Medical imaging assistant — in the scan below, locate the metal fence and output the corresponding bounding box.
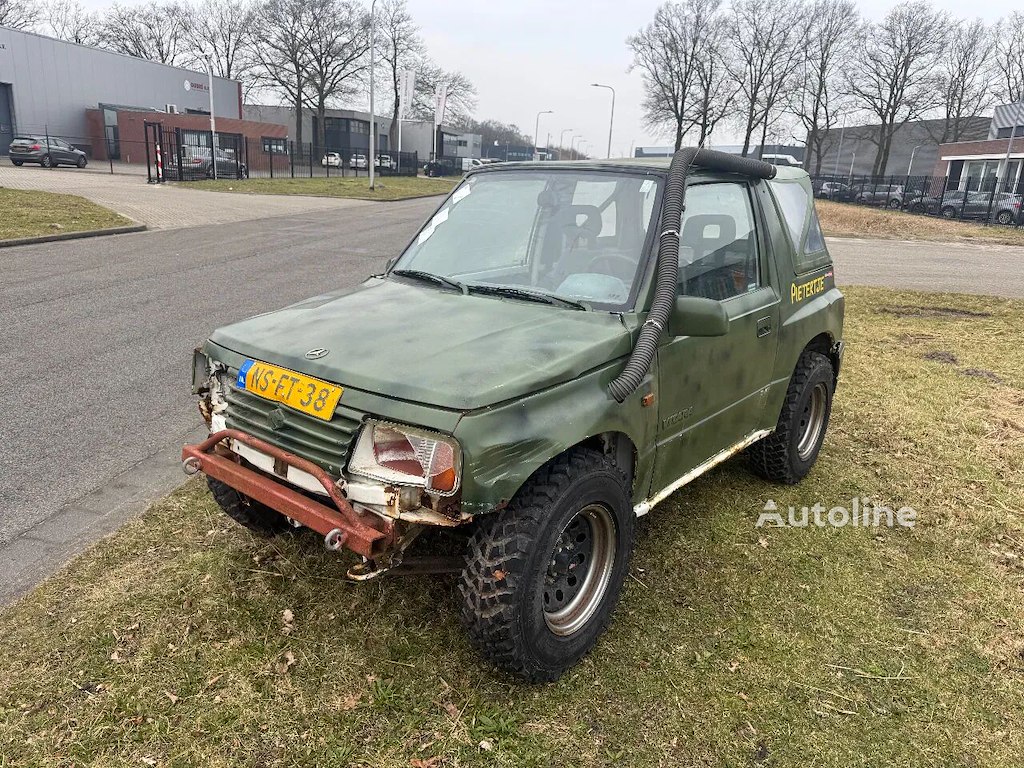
[810,173,1024,228]
[147,125,418,183]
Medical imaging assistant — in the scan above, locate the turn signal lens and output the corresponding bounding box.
[350,420,461,495]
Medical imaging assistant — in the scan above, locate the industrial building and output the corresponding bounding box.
[0,25,242,155]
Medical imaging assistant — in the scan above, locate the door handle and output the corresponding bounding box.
[756,316,772,338]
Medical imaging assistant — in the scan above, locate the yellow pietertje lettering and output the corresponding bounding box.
[790,275,826,303]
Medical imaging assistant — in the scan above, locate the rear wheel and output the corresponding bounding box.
[11,160,23,166]
[40,154,53,168]
[941,206,957,219]
[996,210,1014,226]
[887,198,901,209]
[459,449,634,682]
[207,476,289,536]
[749,351,835,484]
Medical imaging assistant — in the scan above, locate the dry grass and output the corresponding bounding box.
[184,176,457,201]
[1,286,1023,767]
[818,199,1024,246]
[0,188,132,241]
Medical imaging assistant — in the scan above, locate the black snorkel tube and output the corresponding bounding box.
[607,147,778,403]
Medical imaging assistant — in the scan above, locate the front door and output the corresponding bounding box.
[0,84,14,155]
[651,180,781,493]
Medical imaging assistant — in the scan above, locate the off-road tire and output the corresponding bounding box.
[748,351,835,485]
[459,449,634,682]
[207,476,289,536]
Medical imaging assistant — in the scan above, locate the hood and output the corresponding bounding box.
[210,278,632,410]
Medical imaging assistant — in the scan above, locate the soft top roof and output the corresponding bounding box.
[468,157,808,181]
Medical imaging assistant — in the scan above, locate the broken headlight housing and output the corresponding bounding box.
[349,420,462,495]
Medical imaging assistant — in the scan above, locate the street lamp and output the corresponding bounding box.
[905,144,922,195]
[590,83,615,159]
[368,0,379,190]
[202,54,217,180]
[559,128,573,159]
[534,110,552,161]
[571,135,582,157]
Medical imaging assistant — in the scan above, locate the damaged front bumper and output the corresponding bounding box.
[182,429,397,558]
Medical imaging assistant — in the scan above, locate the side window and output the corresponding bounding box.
[679,183,759,301]
[772,180,831,273]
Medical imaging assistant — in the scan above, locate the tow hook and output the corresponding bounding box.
[324,528,348,551]
[182,457,201,475]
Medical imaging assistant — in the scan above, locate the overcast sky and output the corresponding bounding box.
[406,0,1017,155]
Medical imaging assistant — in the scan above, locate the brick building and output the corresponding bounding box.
[932,103,1024,193]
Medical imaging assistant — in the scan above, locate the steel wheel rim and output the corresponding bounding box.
[543,503,616,637]
[797,382,828,460]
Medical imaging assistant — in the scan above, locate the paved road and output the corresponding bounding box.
[0,164,376,229]
[0,197,439,600]
[828,236,1024,298]
[2,201,1022,601]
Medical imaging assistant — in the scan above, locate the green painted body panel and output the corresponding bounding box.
[196,161,843,518]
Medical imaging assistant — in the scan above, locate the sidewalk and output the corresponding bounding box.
[0,164,373,229]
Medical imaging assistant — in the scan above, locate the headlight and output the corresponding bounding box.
[349,420,462,495]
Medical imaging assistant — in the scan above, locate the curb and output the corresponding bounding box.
[0,224,147,249]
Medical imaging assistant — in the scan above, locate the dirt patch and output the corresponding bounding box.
[962,368,1005,384]
[922,350,959,365]
[884,305,993,319]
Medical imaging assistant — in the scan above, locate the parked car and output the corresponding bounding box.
[350,154,368,169]
[164,146,248,180]
[939,191,1023,225]
[855,184,904,208]
[816,181,857,201]
[375,154,394,169]
[9,135,88,168]
[423,160,453,177]
[183,152,844,682]
[760,153,801,167]
[322,152,342,168]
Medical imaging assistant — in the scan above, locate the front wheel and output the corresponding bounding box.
[941,206,957,219]
[207,476,289,536]
[459,449,634,682]
[40,154,53,168]
[887,198,901,209]
[748,351,835,484]
[77,156,87,168]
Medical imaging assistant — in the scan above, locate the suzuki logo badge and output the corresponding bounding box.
[305,348,329,360]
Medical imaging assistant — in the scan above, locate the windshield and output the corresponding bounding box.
[392,169,662,310]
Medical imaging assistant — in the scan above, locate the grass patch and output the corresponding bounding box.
[1,286,1023,767]
[0,188,132,241]
[818,199,1024,246]
[183,176,457,201]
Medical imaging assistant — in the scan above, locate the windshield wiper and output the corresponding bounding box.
[391,269,467,294]
[466,284,588,310]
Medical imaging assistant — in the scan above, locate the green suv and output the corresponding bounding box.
[184,149,845,681]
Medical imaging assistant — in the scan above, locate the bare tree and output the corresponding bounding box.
[728,0,808,157]
[690,9,736,146]
[376,0,425,149]
[251,0,312,146]
[44,0,100,44]
[994,11,1024,104]
[0,0,32,29]
[302,0,371,148]
[848,0,947,176]
[795,0,858,174]
[182,0,257,94]
[98,2,190,65]
[628,0,731,150]
[411,63,477,125]
[932,18,996,144]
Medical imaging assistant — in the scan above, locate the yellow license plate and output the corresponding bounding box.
[236,359,343,421]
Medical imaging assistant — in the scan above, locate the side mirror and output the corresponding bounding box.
[669,295,729,337]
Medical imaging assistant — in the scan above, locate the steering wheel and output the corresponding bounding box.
[585,253,637,279]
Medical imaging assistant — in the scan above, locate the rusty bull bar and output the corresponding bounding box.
[181,429,394,558]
